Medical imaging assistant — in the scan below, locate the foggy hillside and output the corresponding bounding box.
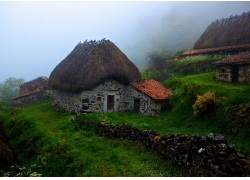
[123,1,250,69]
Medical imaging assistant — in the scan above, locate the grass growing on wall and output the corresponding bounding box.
[176,54,230,65]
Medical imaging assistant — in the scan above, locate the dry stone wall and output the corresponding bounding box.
[93,121,250,177]
[215,65,232,82]
[216,64,250,82]
[52,80,163,115]
[238,64,250,82]
[12,91,49,106]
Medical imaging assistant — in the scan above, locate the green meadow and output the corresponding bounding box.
[1,70,250,176]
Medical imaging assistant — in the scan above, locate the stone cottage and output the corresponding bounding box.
[180,11,250,58]
[12,76,52,106]
[49,39,171,115]
[212,51,250,82]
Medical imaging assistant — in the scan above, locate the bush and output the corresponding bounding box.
[193,91,217,116]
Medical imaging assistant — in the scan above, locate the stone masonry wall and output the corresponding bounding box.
[215,65,232,82]
[216,64,250,82]
[52,80,164,115]
[238,64,250,82]
[12,91,48,106]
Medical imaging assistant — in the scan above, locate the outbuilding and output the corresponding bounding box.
[212,51,250,82]
[12,76,52,106]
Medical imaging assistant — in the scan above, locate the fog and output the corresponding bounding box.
[0,1,249,82]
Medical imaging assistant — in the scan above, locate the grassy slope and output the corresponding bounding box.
[1,71,250,176]
[0,99,181,177]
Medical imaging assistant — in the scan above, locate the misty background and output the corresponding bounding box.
[1,1,250,82]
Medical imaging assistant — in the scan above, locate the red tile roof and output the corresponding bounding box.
[180,44,249,57]
[131,79,171,100]
[212,51,250,65]
[19,76,49,87]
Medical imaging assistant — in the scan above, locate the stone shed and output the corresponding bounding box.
[212,51,250,82]
[12,76,52,106]
[49,39,171,115]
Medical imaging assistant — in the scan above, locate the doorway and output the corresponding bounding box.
[134,99,140,113]
[231,65,239,82]
[107,95,114,112]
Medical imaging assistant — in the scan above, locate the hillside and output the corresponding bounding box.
[0,70,250,176]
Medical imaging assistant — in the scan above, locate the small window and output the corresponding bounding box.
[96,97,102,102]
[141,102,147,109]
[151,100,155,108]
[221,69,226,73]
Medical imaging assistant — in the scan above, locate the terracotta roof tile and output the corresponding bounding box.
[212,51,250,65]
[19,76,49,87]
[180,44,249,57]
[131,79,171,100]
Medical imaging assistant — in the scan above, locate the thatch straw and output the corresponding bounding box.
[49,40,142,93]
[194,12,250,49]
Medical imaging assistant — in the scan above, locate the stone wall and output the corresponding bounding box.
[215,65,232,82]
[216,64,250,82]
[52,80,164,115]
[238,64,250,82]
[12,91,49,106]
[93,121,250,177]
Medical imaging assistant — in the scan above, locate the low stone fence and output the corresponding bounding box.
[91,121,250,177]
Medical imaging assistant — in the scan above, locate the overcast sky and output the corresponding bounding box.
[0,1,177,82]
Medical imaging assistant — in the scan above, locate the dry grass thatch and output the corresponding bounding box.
[0,123,19,170]
[49,40,142,93]
[194,11,250,49]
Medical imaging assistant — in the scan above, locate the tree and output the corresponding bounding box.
[0,77,25,100]
[145,49,174,73]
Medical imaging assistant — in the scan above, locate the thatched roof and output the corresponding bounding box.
[212,51,250,65]
[49,39,142,93]
[193,11,250,49]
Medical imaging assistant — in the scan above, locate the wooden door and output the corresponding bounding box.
[107,95,114,112]
[231,65,239,82]
[134,99,140,113]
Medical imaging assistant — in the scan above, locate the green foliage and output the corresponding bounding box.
[176,54,230,66]
[0,77,25,100]
[141,67,163,80]
[223,103,250,139]
[192,91,217,116]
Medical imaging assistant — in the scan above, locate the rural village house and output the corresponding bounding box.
[212,51,250,82]
[12,76,52,106]
[48,39,171,115]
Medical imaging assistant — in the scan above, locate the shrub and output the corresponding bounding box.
[193,91,217,116]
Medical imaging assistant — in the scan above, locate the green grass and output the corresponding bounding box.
[0,99,182,177]
[1,71,250,176]
[176,54,230,65]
